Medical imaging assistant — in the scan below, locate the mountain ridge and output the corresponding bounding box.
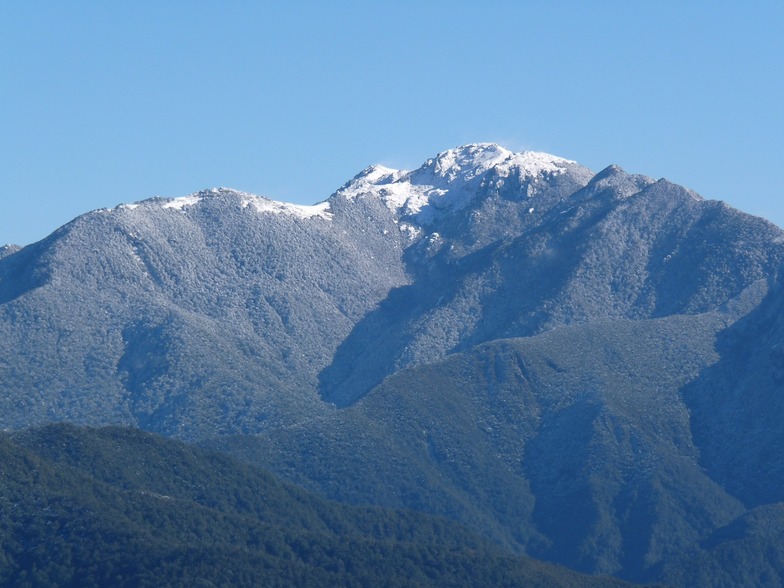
[2,143,783,585]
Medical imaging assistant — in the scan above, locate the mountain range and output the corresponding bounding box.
[2,143,783,585]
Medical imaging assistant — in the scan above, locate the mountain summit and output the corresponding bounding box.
[337,143,587,228]
[1,144,783,584]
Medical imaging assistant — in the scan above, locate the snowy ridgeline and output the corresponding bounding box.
[108,144,579,232]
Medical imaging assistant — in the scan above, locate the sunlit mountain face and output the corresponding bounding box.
[2,144,783,585]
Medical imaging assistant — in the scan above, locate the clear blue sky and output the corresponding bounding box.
[2,1,782,246]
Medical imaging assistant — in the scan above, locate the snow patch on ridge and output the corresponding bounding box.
[112,188,332,220]
[240,195,332,220]
[163,196,202,210]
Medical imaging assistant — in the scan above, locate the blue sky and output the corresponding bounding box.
[2,1,782,246]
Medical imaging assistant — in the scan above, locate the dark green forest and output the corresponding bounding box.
[0,424,630,587]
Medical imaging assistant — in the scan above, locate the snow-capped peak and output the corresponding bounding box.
[417,143,514,184]
[351,164,404,185]
[336,143,577,230]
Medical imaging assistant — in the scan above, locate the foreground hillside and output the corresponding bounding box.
[0,424,629,587]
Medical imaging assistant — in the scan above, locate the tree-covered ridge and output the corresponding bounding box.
[0,424,631,587]
[216,312,784,585]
